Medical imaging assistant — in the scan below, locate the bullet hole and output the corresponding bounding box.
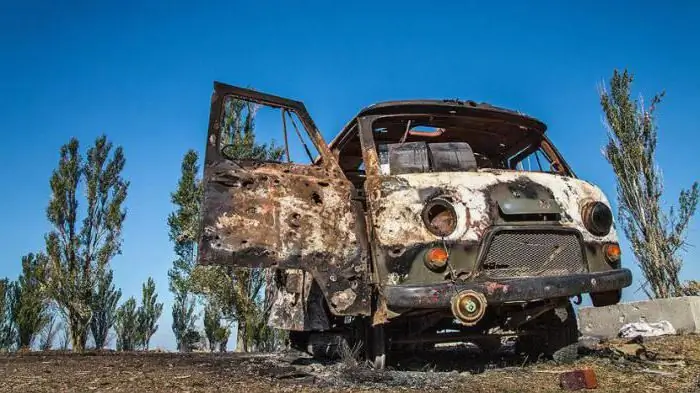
[311,192,323,205]
[274,179,281,184]
[289,213,301,228]
[318,181,330,187]
[241,240,248,245]
[388,247,404,257]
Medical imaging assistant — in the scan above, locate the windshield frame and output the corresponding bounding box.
[355,113,576,178]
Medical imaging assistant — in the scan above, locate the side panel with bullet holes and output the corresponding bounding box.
[198,83,370,317]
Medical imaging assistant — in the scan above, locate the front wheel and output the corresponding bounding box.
[517,301,579,364]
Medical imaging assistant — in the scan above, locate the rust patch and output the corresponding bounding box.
[484,281,509,295]
[372,298,389,326]
[200,160,370,317]
[330,288,357,312]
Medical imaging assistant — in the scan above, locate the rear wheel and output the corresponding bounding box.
[517,301,579,364]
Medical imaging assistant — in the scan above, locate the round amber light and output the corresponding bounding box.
[425,247,449,270]
[603,243,621,262]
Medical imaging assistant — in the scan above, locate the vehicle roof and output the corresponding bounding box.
[326,99,547,151]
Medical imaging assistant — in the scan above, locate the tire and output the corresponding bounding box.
[517,301,579,364]
[289,331,350,359]
[591,290,622,307]
[473,337,502,356]
[288,331,310,352]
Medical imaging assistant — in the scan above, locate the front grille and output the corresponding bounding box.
[480,230,586,278]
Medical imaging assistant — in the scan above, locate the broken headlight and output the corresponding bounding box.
[422,198,457,237]
[581,201,613,236]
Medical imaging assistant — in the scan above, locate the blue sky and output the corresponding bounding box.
[1,1,698,350]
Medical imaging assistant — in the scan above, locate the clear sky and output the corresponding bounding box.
[1,1,699,350]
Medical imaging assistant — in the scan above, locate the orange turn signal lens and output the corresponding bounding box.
[603,243,621,262]
[425,247,449,270]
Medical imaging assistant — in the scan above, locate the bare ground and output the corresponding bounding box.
[1,335,699,393]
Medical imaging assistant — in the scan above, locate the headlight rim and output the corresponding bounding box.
[422,197,458,237]
[581,201,613,237]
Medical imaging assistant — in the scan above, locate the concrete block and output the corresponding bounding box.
[578,296,700,338]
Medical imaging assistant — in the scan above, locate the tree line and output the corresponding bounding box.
[0,137,163,352]
[0,97,286,353]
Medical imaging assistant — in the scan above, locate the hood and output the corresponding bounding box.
[372,169,617,247]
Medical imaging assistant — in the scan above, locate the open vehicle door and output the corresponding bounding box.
[198,82,369,315]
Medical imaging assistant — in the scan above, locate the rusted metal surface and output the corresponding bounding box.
[267,269,330,331]
[382,269,632,308]
[199,159,371,316]
[360,169,620,288]
[369,171,618,249]
[199,83,371,318]
[559,368,598,390]
[199,82,631,335]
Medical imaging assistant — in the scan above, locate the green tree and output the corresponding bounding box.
[203,301,230,352]
[44,136,129,351]
[90,269,121,349]
[115,297,138,351]
[136,277,163,350]
[219,98,284,160]
[0,279,17,351]
[171,291,198,352]
[13,253,49,349]
[170,99,285,353]
[167,150,202,352]
[167,150,202,296]
[600,69,700,298]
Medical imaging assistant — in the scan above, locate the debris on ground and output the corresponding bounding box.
[559,368,598,390]
[0,334,698,392]
[619,321,676,338]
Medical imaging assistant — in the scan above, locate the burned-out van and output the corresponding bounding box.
[198,83,632,368]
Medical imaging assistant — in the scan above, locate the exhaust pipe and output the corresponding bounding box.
[451,290,487,326]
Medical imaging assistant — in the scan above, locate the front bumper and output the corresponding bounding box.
[383,268,632,308]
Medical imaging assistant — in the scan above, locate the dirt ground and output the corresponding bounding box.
[1,335,699,393]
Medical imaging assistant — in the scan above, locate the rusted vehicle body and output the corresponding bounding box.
[198,82,632,367]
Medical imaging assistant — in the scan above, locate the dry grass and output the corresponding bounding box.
[0,335,698,392]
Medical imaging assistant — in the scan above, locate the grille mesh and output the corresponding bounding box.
[480,230,586,278]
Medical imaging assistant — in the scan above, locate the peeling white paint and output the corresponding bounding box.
[373,169,618,246]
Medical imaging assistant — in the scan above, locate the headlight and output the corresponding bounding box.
[581,201,613,236]
[422,198,457,237]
